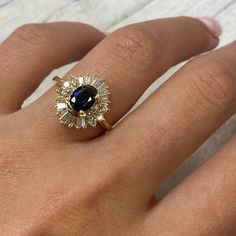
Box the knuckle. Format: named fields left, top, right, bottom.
left=79, top=148, right=132, bottom=209
left=110, top=26, right=159, bottom=65
left=11, top=23, right=51, bottom=46
left=81, top=169, right=120, bottom=208
left=37, top=166, right=128, bottom=233
left=188, top=57, right=235, bottom=109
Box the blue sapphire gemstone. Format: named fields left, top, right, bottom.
left=70, top=85, right=97, bottom=111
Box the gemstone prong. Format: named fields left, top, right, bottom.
left=79, top=110, right=86, bottom=117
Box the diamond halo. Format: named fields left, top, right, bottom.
left=55, top=75, right=110, bottom=129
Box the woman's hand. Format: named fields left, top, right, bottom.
left=0, top=17, right=236, bottom=236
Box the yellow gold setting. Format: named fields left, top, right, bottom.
left=54, top=74, right=111, bottom=130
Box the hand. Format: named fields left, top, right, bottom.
left=0, top=17, right=236, bottom=236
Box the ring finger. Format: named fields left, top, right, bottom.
left=24, top=16, right=219, bottom=142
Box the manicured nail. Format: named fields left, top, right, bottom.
left=101, top=30, right=110, bottom=36
left=197, top=17, right=222, bottom=38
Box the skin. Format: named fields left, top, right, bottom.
left=0, top=17, right=236, bottom=235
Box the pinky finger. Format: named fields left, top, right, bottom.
left=145, top=135, right=236, bottom=236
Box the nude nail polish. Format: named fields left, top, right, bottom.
left=101, top=30, right=110, bottom=36
left=197, top=17, right=222, bottom=38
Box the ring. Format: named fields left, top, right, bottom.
left=53, top=74, right=112, bottom=132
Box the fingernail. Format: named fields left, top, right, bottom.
left=197, top=17, right=222, bottom=38
left=101, top=30, right=110, bottom=36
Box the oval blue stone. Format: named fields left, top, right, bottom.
left=70, top=85, right=97, bottom=112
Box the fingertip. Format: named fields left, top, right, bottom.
left=196, top=17, right=222, bottom=38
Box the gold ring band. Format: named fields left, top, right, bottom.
left=53, top=75, right=112, bottom=132
left=97, top=115, right=113, bottom=132
left=53, top=76, right=64, bottom=86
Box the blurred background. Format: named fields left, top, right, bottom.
left=1, top=0, right=236, bottom=196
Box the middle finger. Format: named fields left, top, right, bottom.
left=115, top=40, right=236, bottom=198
